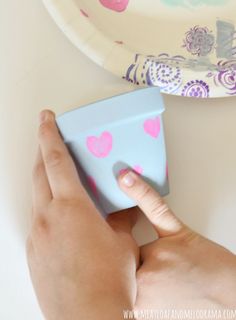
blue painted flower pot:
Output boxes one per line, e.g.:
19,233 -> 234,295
56,87 -> 169,216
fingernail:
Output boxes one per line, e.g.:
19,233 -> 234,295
39,111 -> 46,124
121,171 -> 136,187
39,110 -> 54,124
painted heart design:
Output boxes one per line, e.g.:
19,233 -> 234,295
132,165 -> 143,175
143,116 -> 161,138
119,165 -> 143,176
86,131 -> 113,158
99,0 -> 129,12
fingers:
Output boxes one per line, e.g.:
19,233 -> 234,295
32,147 -> 52,210
38,110 -> 86,200
106,207 -> 138,234
118,171 -> 185,238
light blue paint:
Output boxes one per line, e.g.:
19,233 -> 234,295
161,0 -> 228,7
56,87 -> 169,216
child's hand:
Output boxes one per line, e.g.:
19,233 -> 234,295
118,171 -> 236,310
28,110 -> 236,319
27,110 -> 139,320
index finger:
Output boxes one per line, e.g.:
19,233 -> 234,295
38,110 -> 87,200
118,171 -> 186,237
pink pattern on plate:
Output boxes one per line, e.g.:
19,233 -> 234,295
143,116 -> 161,138
80,9 -> 89,17
86,131 -> 113,158
87,175 -> 99,199
99,0 -> 129,12
119,165 -> 143,176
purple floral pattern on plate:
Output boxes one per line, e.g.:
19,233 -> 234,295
181,80 -> 210,98
123,53 -> 184,94
208,60 -> 236,95
146,60 -> 182,93
122,21 -> 236,98
183,26 -> 215,56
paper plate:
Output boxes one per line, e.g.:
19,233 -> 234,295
43,0 -> 236,98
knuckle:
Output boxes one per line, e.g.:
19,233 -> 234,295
45,149 -> 64,168
32,215 -> 49,237
136,184 -> 152,202
135,181 -> 169,218
149,198 -> 169,218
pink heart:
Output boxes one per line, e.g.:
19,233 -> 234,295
87,176 -> 99,199
133,165 -> 143,175
119,165 -> 143,176
86,131 -> 113,158
99,0 -> 129,12
143,116 -> 161,138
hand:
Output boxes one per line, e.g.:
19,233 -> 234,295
118,171 -> 236,310
27,110 -> 139,320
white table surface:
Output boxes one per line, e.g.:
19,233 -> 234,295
1,1 -> 236,319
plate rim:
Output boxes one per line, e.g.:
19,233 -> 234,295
42,0 -> 236,99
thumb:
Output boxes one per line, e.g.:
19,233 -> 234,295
118,170 -> 186,238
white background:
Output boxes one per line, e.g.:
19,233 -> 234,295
1,1 -> 236,319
